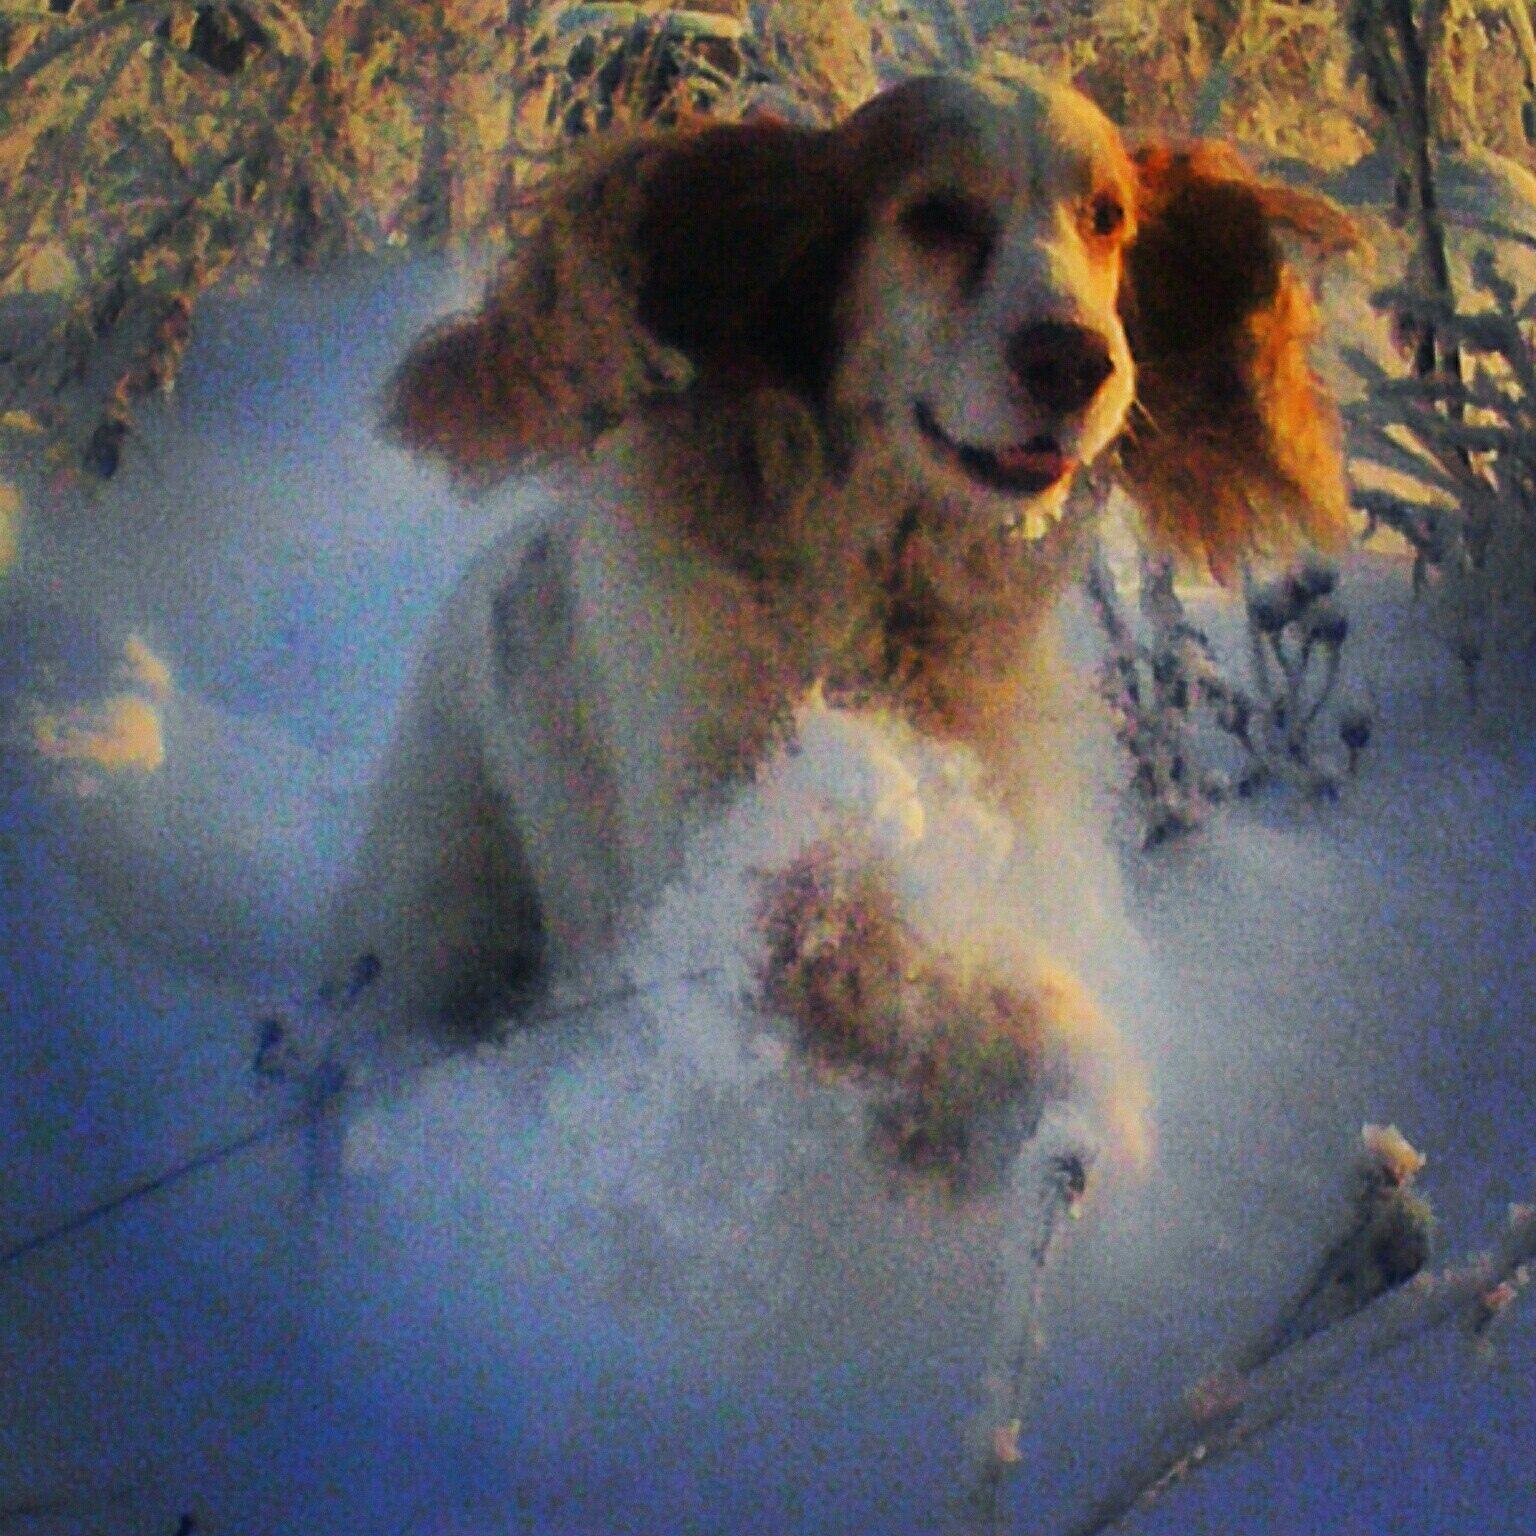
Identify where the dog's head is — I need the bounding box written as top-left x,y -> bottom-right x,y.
820,74 -> 1138,535
389,72 -> 1354,575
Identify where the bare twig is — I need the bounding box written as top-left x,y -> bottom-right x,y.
1059,1133 -> 1533,1536
0,0 -> 178,109
0,33 -> 142,290
965,1130 -> 1096,1535
0,964 -> 722,1273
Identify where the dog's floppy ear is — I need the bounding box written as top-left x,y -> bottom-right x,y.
384,110 -> 891,487
1119,143 -> 1359,580
383,136 -> 696,487
384,79 -> 962,487
630,117 -> 871,403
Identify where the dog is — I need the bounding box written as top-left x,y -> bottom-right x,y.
314,69 -> 1353,1170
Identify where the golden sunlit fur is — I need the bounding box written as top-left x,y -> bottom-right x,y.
1119,142 -> 1356,579
327,74 -> 1352,1157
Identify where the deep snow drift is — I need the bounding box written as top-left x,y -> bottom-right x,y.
1,265 -> 1532,1536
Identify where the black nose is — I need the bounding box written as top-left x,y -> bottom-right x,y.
1007,321 -> 1115,415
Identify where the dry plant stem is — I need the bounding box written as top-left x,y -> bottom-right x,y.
1242,579 -> 1342,778
1060,1206 -> 1536,1536
965,1141 -> 1093,1536
1232,1202 -> 1381,1374
1084,542 -> 1130,652
936,0 -> 980,64
1299,642 -> 1341,733
1351,246 -> 1536,677
1383,0 -> 1461,384
0,966 -> 725,1272
0,0 -> 180,107
0,34 -> 142,290
1234,1129 -> 1432,1375
1270,628 -> 1340,757
1,0 -> 350,426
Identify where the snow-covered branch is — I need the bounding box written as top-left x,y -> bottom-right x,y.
1058,1129 -> 1533,1536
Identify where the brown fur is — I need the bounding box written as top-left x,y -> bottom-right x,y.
760,840 -> 1048,1179
383,137 -> 695,486
616,383 -> 1089,801
385,84 -> 987,481
1120,143 -> 1358,579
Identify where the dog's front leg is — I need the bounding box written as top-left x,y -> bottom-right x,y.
757,837 -> 1130,1187
319,667 -> 546,1043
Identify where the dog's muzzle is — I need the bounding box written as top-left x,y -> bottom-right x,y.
913,399 -> 1077,501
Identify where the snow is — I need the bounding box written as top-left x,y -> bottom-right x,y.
2,264 -> 1533,1536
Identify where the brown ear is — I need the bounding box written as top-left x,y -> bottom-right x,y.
1119,143 -> 1359,580
635,117 -> 878,403
384,77 -> 969,487
384,114 -> 879,486
383,136 -> 695,487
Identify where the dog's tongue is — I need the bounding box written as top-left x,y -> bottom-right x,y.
994,442 -> 1069,481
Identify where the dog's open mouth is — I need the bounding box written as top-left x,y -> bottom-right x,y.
913,399 -> 1075,498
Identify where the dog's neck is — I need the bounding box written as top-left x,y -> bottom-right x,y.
630,385 -> 1091,743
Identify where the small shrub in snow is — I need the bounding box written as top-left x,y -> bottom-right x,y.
1087,546 -> 1367,848
1350,248 -> 1536,698
1241,557 -> 1358,795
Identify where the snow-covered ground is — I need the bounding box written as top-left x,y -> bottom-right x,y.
1,265 -> 1532,1536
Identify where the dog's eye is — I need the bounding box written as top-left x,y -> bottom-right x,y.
1087,191 -> 1127,241
899,191 -> 997,268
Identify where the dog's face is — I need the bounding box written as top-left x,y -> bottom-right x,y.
831,76 -> 1138,532
387,71 -> 1351,574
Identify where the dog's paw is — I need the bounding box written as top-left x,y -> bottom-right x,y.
758,841 -> 1152,1185
758,842 -> 1051,1186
